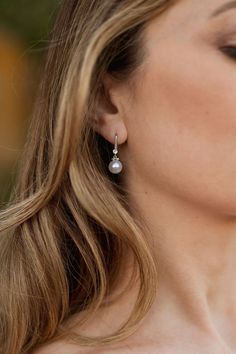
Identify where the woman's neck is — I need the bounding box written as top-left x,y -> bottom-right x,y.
123,178 -> 236,353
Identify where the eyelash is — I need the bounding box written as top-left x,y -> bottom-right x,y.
220,45 -> 236,60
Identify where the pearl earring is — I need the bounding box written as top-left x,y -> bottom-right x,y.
108,133 -> 123,174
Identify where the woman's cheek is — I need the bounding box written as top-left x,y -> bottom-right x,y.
127,58 -> 236,216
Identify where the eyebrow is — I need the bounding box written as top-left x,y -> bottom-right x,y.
211,1 -> 236,17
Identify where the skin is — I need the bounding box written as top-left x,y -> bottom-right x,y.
35,0 -> 236,353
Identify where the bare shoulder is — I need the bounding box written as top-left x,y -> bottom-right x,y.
31,340 -> 131,354
31,340 -> 93,354
31,340 -> 165,354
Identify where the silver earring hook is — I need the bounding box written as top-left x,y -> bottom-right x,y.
113,133 -> 118,155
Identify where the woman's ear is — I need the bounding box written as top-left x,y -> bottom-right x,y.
91,74 -> 127,145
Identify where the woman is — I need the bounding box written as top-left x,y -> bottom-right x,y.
1,0 -> 236,353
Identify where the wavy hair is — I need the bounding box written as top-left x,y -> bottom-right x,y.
0,1 -> 173,353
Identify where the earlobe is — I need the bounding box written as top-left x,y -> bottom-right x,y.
92,115 -> 128,146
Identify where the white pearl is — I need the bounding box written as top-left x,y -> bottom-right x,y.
108,160 -> 123,174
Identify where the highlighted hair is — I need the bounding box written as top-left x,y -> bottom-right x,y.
0,1 -> 173,353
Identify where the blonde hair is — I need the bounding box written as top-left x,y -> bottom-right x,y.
0,1 -> 173,353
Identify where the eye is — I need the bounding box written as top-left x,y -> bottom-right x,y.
220,45 -> 236,60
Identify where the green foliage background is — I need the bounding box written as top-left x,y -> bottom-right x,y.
0,0 -> 59,46
0,0 -> 60,206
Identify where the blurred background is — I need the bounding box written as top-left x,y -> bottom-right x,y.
0,0 -> 59,207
